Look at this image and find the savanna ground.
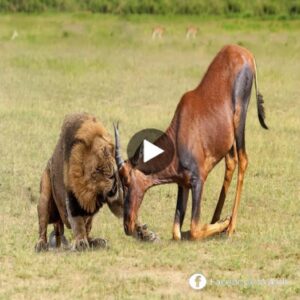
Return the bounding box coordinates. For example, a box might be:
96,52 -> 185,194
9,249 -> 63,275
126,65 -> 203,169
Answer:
0,13 -> 299,299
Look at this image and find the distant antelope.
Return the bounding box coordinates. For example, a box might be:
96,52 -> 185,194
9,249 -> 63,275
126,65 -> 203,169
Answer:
11,30 -> 18,41
186,26 -> 198,39
152,26 -> 165,40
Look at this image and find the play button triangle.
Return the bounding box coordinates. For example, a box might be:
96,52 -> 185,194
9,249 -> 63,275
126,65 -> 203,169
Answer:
143,139 -> 164,163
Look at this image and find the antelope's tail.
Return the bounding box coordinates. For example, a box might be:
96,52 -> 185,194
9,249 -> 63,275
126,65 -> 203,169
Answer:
253,58 -> 268,130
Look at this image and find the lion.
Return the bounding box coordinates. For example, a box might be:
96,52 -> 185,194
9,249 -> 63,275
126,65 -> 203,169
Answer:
35,113 -> 155,252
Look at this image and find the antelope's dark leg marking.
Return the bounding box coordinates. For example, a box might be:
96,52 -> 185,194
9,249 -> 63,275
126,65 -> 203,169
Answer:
190,172 -> 230,240
178,146 -> 230,240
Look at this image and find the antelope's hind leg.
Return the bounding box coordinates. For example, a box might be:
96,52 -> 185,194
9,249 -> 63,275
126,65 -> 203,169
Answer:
227,67 -> 251,237
211,145 -> 237,224
227,148 -> 248,237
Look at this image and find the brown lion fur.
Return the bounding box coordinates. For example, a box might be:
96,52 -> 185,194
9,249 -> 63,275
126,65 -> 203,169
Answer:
64,116 -> 116,213
35,113 -> 124,251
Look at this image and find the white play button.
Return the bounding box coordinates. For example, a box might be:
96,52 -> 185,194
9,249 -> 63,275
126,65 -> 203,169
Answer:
143,139 -> 164,163
126,129 -> 174,172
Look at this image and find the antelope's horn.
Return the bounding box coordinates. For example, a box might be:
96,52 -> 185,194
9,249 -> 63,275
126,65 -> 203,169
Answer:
113,122 -> 124,169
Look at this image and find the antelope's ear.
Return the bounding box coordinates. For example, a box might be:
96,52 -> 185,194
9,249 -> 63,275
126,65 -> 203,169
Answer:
130,142 -> 143,167
118,162 -> 131,187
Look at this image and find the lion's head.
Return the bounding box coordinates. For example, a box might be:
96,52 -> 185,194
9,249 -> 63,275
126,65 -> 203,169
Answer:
64,114 -> 124,216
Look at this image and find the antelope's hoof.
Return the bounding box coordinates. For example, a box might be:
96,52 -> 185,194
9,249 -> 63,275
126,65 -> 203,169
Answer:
35,239 -> 49,252
225,216 -> 236,237
72,238 -> 90,251
219,216 -> 231,231
226,226 -> 235,237
172,233 -> 181,241
172,223 -> 181,241
218,215 -> 231,222
180,231 -> 191,240
88,238 -> 108,249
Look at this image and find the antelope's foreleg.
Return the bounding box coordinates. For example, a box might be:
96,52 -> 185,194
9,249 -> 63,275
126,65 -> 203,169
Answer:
173,186 -> 189,240
189,219 -> 231,240
189,177 -> 204,240
189,176 -> 230,240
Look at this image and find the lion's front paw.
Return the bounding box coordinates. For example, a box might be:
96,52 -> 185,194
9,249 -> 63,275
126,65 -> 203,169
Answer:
88,238 -> 108,249
35,239 -> 49,252
72,238 -> 90,251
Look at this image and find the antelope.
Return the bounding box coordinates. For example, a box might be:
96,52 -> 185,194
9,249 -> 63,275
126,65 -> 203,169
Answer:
11,30 -> 18,41
152,26 -> 165,40
186,26 -> 198,39
115,44 -> 268,241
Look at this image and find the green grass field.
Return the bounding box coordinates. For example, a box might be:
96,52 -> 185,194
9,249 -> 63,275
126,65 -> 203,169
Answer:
0,13 -> 299,299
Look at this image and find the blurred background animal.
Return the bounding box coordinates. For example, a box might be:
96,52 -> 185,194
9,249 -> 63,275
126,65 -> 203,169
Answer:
10,29 -> 18,40
152,26 -> 165,39
186,25 -> 198,39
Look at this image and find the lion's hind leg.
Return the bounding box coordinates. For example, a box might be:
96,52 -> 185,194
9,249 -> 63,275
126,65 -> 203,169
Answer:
49,220 -> 69,250
35,169 -> 52,252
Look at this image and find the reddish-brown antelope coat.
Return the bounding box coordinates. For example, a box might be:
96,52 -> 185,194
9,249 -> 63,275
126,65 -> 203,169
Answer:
115,44 -> 268,240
